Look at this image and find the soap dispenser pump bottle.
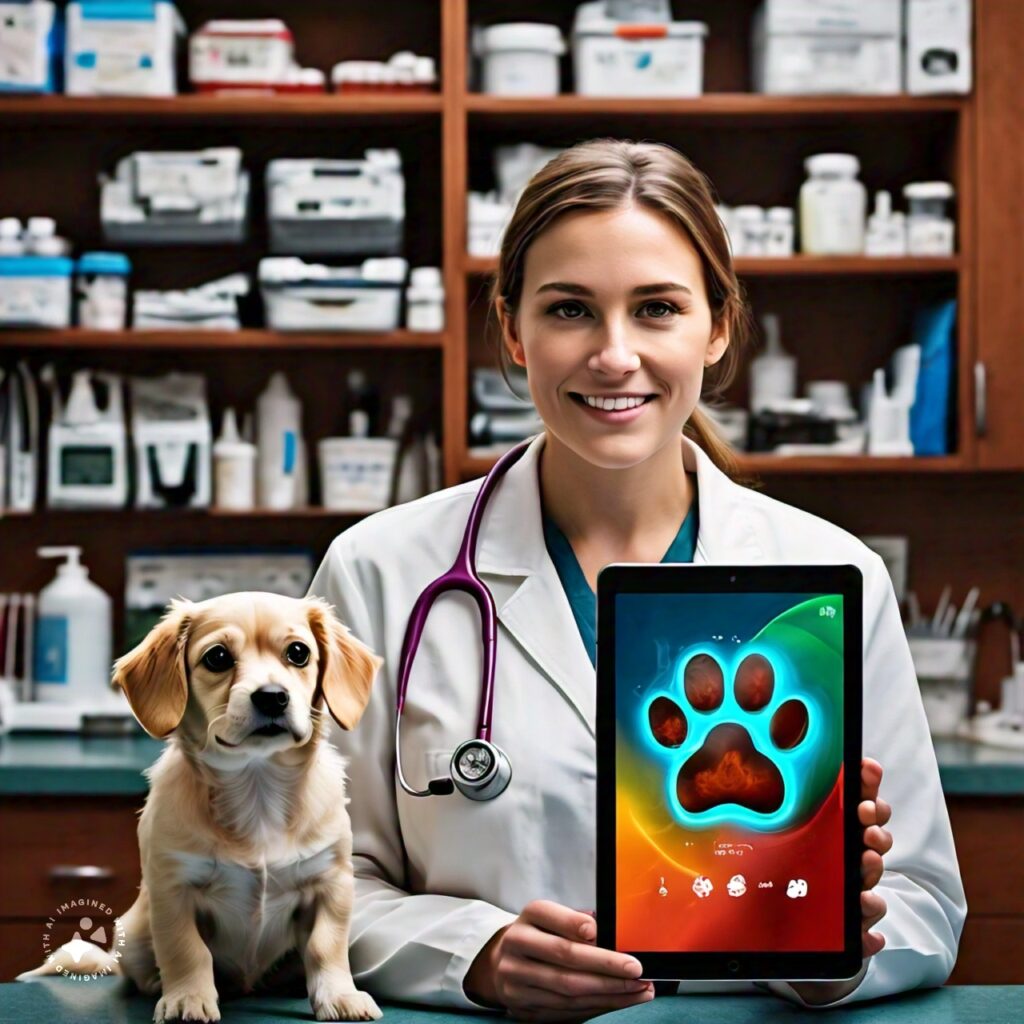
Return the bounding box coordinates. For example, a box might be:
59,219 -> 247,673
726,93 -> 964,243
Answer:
33,546 -> 113,705
749,313 -> 797,413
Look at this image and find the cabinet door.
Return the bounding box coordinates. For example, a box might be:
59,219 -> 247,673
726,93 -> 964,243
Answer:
975,0 -> 1024,468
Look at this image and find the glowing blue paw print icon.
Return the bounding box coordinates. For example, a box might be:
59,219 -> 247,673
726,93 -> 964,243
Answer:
645,647 -> 823,832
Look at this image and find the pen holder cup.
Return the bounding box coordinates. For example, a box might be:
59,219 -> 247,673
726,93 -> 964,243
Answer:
908,636 -> 978,737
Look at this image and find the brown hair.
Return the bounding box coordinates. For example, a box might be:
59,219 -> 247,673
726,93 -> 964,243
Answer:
492,138 -> 754,484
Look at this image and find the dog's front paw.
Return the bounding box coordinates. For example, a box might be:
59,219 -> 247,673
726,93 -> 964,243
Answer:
153,987 -> 221,1023
312,989 -> 382,1021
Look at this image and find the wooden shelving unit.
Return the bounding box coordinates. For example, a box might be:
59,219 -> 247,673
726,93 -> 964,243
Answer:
0,0 -> 1020,707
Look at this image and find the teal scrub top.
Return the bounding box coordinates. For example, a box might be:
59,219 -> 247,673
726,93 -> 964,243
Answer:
541,478 -> 699,667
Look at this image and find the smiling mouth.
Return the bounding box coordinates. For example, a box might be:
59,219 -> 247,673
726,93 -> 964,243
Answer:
215,722 -> 290,747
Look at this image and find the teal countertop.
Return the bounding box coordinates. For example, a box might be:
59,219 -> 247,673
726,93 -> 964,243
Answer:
1,980 -> 1021,1024
0,733 -> 1022,797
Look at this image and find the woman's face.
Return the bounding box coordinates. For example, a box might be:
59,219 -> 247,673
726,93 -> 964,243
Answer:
501,204 -> 728,470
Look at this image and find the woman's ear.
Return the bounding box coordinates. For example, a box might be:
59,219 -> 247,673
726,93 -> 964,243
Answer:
305,597 -> 383,731
112,598 -> 193,739
705,321 -> 730,368
496,296 -> 526,368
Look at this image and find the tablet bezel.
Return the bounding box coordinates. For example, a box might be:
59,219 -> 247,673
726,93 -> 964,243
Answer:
596,563 -> 864,981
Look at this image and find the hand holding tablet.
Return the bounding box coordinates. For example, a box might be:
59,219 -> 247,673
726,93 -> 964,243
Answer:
596,564 -> 864,983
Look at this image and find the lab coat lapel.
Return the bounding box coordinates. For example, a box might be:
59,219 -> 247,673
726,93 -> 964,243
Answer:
475,433 -> 767,737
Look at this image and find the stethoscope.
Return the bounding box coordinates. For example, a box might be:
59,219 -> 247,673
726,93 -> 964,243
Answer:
394,438 -> 533,801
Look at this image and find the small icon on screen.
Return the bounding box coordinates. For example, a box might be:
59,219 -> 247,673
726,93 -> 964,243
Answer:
727,874 -> 747,897
692,875 -> 714,899
786,878 -> 809,899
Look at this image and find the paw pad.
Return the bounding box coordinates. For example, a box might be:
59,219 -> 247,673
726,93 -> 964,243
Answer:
648,651 -> 809,816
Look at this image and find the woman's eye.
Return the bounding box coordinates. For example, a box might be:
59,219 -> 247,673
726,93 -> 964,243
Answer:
640,300 -> 680,319
201,645 -> 235,673
549,300 -> 589,320
285,642 -> 311,667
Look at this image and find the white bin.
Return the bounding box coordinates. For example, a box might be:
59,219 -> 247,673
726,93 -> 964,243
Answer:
0,256 -> 72,328
572,16 -> 707,97
319,437 -> 398,512
260,257 -> 406,332
474,23 -> 565,96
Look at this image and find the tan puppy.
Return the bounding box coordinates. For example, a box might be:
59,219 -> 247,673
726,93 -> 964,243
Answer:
19,592 -> 383,1024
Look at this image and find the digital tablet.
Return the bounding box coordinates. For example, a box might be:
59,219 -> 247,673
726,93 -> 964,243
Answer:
596,564 -> 863,982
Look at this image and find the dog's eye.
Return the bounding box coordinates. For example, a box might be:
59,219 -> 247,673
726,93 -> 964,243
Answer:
201,645 -> 235,673
285,642 -> 310,667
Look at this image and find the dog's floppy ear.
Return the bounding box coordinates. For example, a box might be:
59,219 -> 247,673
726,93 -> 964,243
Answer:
306,597 -> 382,731
112,598 -> 194,739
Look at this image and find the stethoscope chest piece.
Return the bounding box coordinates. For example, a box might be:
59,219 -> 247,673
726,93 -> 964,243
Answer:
450,739 -> 512,801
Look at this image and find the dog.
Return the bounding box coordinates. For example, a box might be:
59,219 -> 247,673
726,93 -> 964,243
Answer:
18,592 -> 384,1024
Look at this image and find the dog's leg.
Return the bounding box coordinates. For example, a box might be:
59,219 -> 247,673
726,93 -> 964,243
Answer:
148,885 -> 221,1023
303,869 -> 381,1022
119,888 -> 161,995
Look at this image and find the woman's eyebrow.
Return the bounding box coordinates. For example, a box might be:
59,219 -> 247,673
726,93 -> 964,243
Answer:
535,281 -> 692,296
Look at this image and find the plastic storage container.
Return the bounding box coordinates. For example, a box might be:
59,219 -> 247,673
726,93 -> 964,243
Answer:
0,256 -> 72,328
474,22 -> 565,96
751,0 -> 902,95
572,5 -> 707,97
799,153 -> 866,255
266,151 -> 405,256
0,1 -> 59,93
76,251 -> 131,329
101,148 -> 249,246
189,19 -> 294,92
904,182 -> 956,256
259,257 -> 408,332
66,0 -> 182,96
319,437 -> 398,513
406,266 -> 444,331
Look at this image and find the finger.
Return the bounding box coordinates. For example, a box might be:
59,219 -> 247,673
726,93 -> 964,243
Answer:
508,983 -> 654,1013
861,848 -> 885,889
505,959 -> 653,1000
862,931 -> 886,958
522,901 -> 596,944
861,890 -> 887,931
875,798 -> 892,827
864,825 -> 893,856
861,758 -> 883,801
506,927 -> 643,980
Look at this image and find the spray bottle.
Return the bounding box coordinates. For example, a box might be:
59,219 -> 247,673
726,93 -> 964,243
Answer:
33,547 -> 113,705
749,313 -> 797,413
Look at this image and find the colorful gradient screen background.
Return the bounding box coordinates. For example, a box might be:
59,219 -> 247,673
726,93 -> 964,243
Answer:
614,591 -> 845,953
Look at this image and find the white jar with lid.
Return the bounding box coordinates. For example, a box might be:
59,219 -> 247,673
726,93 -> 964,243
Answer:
474,23 -> 565,96
799,153 -> 867,255
903,181 -> 955,256
765,207 -> 795,256
406,266 -> 445,331
734,206 -> 768,257
76,251 -> 131,329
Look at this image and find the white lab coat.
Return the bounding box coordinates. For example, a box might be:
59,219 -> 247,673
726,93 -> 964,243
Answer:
307,432 -> 966,1010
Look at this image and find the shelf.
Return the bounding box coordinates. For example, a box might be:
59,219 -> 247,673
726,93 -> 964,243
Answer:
466,93 -> 966,122
0,93 -> 443,123
0,328 -> 444,351
464,255 -> 960,277
460,452 -> 969,479
2,506 -> 373,519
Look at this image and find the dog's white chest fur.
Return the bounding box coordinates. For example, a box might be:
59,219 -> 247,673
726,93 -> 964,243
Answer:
170,843 -> 336,986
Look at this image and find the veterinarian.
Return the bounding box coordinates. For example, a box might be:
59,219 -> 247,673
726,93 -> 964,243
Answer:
307,139 -> 966,1020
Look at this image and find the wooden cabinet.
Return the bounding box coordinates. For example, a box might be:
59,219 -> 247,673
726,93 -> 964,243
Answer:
0,796 -> 143,982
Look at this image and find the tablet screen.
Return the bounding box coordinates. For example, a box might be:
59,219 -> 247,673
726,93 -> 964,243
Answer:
614,590 -> 846,955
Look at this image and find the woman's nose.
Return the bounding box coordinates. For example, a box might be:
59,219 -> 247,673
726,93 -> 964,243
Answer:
588,321 -> 642,375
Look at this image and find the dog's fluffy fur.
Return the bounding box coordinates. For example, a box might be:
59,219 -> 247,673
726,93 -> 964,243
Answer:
18,592 -> 383,1023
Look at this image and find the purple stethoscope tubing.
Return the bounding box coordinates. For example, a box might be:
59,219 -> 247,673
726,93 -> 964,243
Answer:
393,439 -> 533,797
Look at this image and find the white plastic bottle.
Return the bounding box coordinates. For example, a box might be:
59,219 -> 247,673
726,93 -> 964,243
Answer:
799,153 -> 867,255
33,547 -> 114,705
749,313 -> 797,413
213,407 -> 256,510
256,372 -> 303,510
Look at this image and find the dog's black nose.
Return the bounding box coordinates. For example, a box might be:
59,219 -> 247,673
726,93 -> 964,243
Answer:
251,686 -> 290,717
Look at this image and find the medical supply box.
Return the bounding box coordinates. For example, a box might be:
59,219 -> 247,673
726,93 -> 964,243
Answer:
65,0 -> 182,96
0,256 -> 72,328
132,273 -> 248,330
571,1 -> 708,97
0,1 -> 59,93
259,257 -> 407,332
905,0 -> 972,95
752,0 -> 902,95
189,19 -> 294,92
101,148 -> 249,245
266,151 -> 405,256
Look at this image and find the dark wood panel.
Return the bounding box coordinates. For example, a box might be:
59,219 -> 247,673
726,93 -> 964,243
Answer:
949,915 -> 1024,985
0,797 -> 142,919
946,799 -> 1024,916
